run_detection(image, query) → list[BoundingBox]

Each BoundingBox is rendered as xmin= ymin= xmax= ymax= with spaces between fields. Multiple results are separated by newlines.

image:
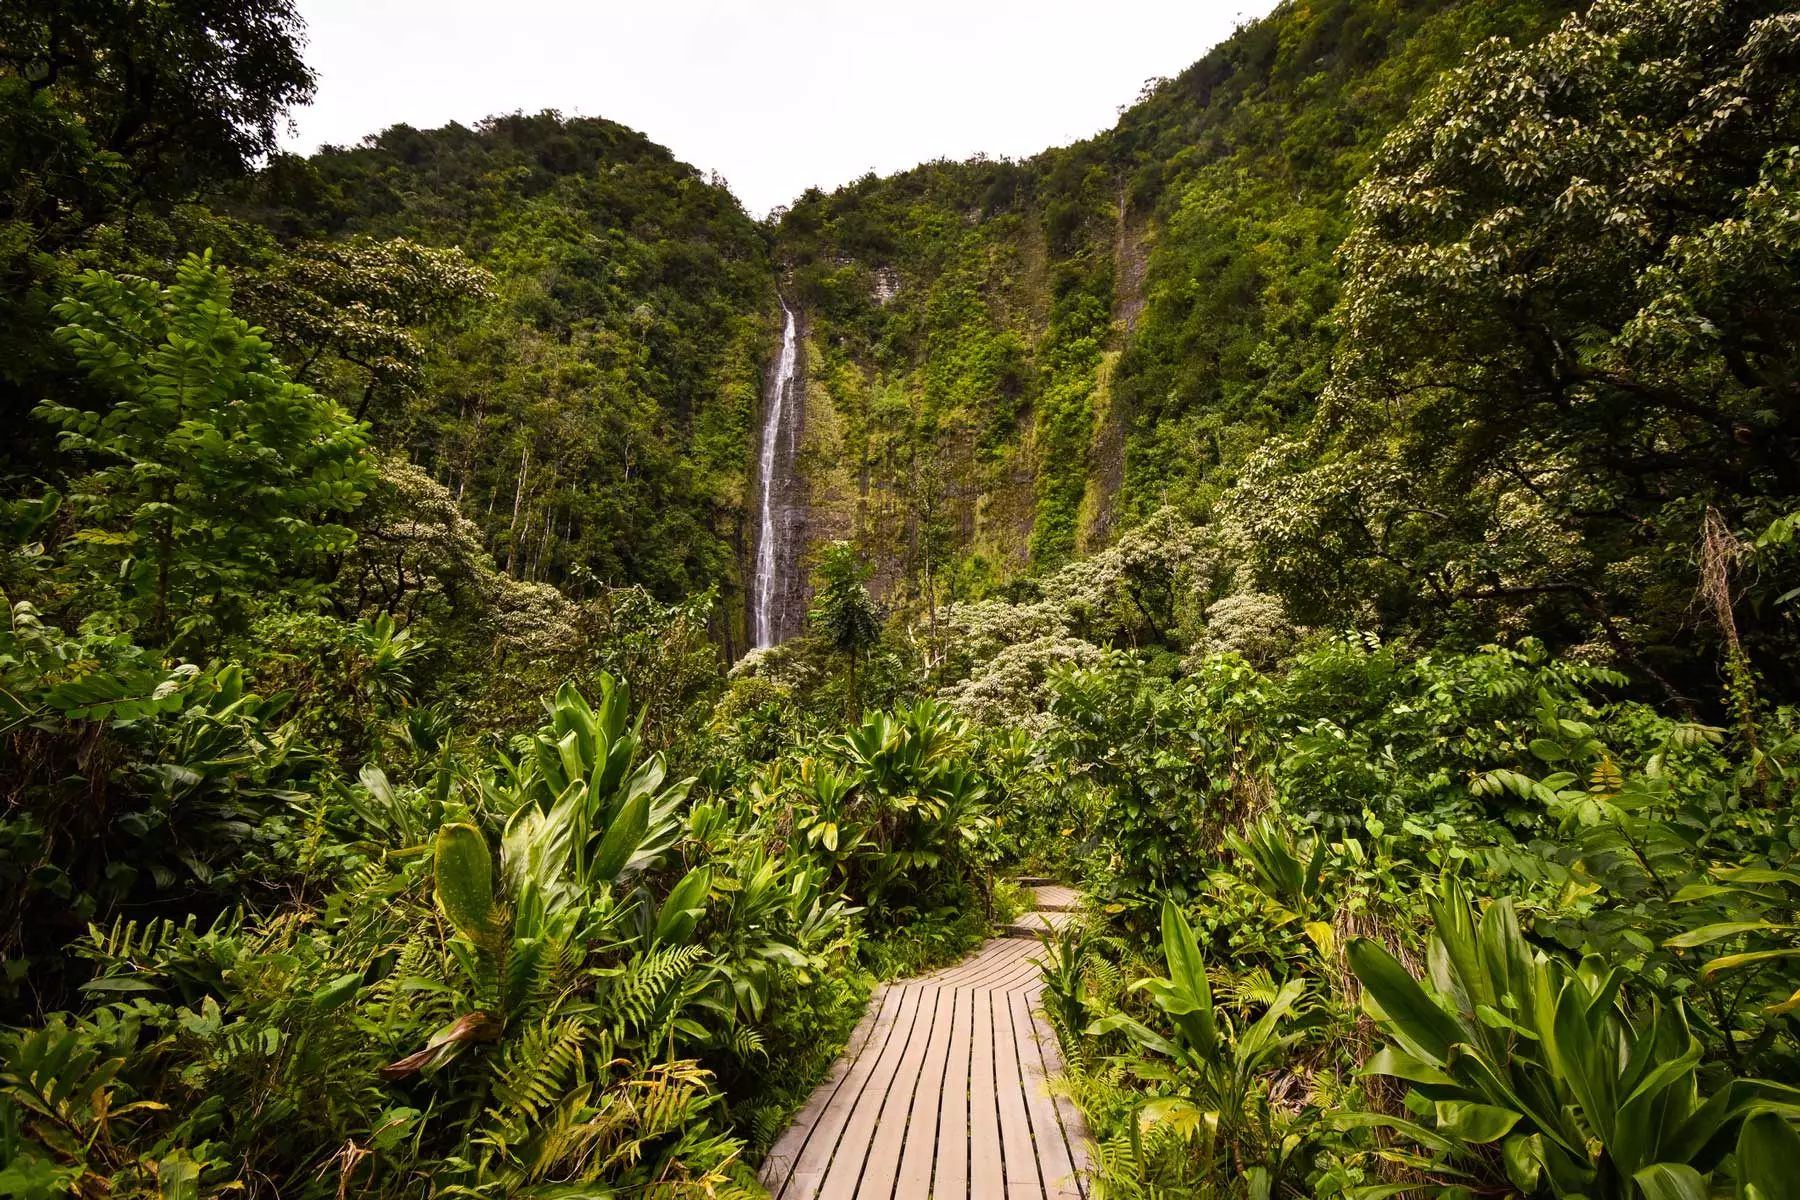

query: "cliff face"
xmin=761 ymin=0 xmax=1580 ymax=622
xmin=245 ymin=3 xmax=1584 ymax=648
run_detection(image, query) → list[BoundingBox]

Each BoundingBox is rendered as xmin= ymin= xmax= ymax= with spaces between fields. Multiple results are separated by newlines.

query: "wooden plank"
xmin=816 ymin=984 xmax=931 ymax=1200
xmin=894 ymin=972 xmax=955 ymax=1198
xmin=969 ymin=975 xmax=1004 ymax=1200
xmin=973 ymin=958 xmax=1045 ymax=1000
xmin=851 ymin=985 xmax=944 ymax=1200
xmin=761 ymin=984 xmax=896 ymax=1197
xmin=934 ymin=940 xmax=1029 ymax=987
xmin=993 ymin=988 xmax=1045 ymax=1199
xmin=933 ymin=986 xmax=972 ymax=1200
xmin=1032 ymin=990 xmax=1095 ymax=1197
xmin=952 ymin=944 xmax=1036 ymax=991
xmin=761 ymin=890 xmax=1090 ymax=1200
xmin=1010 ymin=987 xmax=1080 ymax=1200
xmin=1029 ymin=885 xmax=1081 ymax=912
xmin=780 ymin=985 xmax=917 ymax=1200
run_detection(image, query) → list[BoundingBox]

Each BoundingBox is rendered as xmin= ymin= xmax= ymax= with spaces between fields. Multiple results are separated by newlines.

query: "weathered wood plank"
xmin=852 ymin=985 xmax=943 ymax=1200
xmin=778 ymin=985 xmax=914 ymax=1200
xmin=969 ymin=975 xmax=1004 ymax=1200
xmin=933 ymin=986 xmax=973 ymax=1200
xmin=761 ymin=885 xmax=1094 ymax=1200
xmin=816 ymin=984 xmax=929 ymax=1200
xmin=994 ymin=987 xmax=1046 ymax=1200
xmin=761 ymin=984 xmax=897 ymax=1197
xmin=894 ymin=970 xmax=954 ymax=1199
xmin=1010 ymin=986 xmax=1081 ymax=1200
xmin=1033 ymin=988 xmax=1095 ymax=1196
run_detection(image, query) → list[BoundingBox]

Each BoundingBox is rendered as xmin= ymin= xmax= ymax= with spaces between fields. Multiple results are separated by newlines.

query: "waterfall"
xmin=752 ymin=302 xmax=799 ymax=649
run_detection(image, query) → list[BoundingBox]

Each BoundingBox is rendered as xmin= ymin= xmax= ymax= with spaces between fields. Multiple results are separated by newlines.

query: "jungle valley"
xmin=5 ymin=0 xmax=1800 ymax=1197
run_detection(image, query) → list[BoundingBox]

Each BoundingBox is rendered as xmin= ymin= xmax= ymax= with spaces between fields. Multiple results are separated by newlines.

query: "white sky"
xmin=281 ymin=0 xmax=1276 ymax=217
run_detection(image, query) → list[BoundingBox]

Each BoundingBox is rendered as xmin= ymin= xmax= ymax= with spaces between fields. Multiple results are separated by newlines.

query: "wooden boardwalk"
xmin=760 ymin=894 xmax=1092 ymax=1200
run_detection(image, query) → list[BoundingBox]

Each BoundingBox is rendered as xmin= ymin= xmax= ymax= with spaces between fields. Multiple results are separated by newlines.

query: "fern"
xmin=604 ymin=943 xmax=711 ymax=1043
xmin=484 ymin=1017 xmax=593 ymax=1132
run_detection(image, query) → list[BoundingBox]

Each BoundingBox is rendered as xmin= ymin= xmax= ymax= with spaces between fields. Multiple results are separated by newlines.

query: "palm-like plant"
xmin=1344 ymin=878 xmax=1800 ymax=1198
xmin=1088 ymin=900 xmax=1315 ymax=1195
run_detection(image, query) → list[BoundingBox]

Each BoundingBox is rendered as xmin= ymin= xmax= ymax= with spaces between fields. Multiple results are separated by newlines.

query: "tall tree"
xmin=1242 ymin=0 xmax=1800 ymax=691
xmin=0 ymin=0 xmax=315 ymax=194
xmin=35 ymin=253 xmax=375 ymax=645
xmin=808 ymin=541 xmax=882 ymax=717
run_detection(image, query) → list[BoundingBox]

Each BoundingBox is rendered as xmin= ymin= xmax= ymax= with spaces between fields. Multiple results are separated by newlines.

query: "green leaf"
xmin=434 ymin=823 xmax=501 ymax=950
xmin=1635 ymin=1163 xmax=1708 ymax=1200
xmin=591 ymin=791 xmax=649 ymax=883
xmin=1346 ymin=937 xmax=1463 ymax=1062
xmin=1529 ymin=738 xmax=1567 ymax=761
xmin=654 ymin=867 xmax=712 ymax=946
xmin=1435 ymin=1099 xmax=1522 ymax=1144
xmin=1664 ymin=921 xmax=1780 ymax=949
xmin=1702 ymin=948 xmax=1800 ymax=982
xmin=311 ymin=972 xmax=364 ymax=1012
xmin=1728 ymin=1115 xmax=1800 ymax=1200
xmin=1323 ymin=1110 xmax=1454 ymax=1154
xmin=1502 ymin=1133 xmax=1542 ymax=1193
xmin=79 ymin=976 xmax=163 ymax=993
xmin=156 ymin=1152 xmax=202 ymax=1200
xmin=1158 ymin=899 xmax=1217 ymax=1056
xmin=1737 ymin=1110 xmax=1800 ymax=1200
xmin=1364 ymin=1046 xmax=1455 ymax=1086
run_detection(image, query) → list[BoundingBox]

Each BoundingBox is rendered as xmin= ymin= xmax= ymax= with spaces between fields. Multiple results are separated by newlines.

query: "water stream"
xmin=751 ymin=301 xmax=799 ymax=648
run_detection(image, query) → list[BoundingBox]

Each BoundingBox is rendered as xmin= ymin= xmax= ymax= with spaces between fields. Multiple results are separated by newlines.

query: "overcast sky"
xmin=281 ymin=1 xmax=1277 ymax=217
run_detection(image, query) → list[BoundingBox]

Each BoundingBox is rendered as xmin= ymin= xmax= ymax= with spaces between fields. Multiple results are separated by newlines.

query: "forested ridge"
xmin=5 ymin=0 xmax=1800 ymax=1197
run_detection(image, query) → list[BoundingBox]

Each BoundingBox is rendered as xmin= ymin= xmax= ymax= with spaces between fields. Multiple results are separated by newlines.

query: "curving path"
xmin=759 ymin=887 xmax=1092 ymax=1200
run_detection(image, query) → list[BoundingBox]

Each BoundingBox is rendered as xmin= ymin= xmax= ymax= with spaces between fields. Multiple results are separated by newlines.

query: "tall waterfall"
xmin=751 ymin=302 xmax=799 ymax=649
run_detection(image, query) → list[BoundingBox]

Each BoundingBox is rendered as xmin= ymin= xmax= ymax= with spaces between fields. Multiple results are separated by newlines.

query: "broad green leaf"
xmin=1323 ymin=1110 xmax=1454 ymax=1154
xmin=1346 ymin=937 xmax=1463 ymax=1061
xmin=1737 ymin=1110 xmax=1800 ymax=1200
xmin=1364 ymin=1045 xmax=1455 ymax=1086
xmin=1702 ymin=948 xmax=1800 ymax=982
xmin=591 ymin=792 xmax=649 ymax=883
xmin=1502 ymin=1133 xmax=1542 ymax=1193
xmin=1159 ymin=900 xmax=1217 ymax=1055
xmin=1529 ymin=738 xmax=1567 ymax=761
xmin=1764 ymin=987 xmax=1800 ymax=1017
xmin=1664 ymin=921 xmax=1780 ymax=949
xmin=311 ymin=972 xmax=364 ymax=1012
xmin=1716 ymin=868 xmax=1800 ymax=888
xmin=433 ymin=823 xmax=501 ymax=950
xmin=1634 ymin=1163 xmax=1708 ymax=1200
xmin=654 ymin=867 xmax=712 ymax=946
xmin=1435 ymin=1099 xmax=1522 ymax=1144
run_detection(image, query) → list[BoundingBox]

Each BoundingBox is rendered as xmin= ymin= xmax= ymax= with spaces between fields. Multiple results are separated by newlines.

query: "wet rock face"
xmin=749 ymin=303 xmax=808 ymax=648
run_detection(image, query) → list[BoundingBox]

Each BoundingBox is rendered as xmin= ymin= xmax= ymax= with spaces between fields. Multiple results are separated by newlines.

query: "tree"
xmin=34 ymin=252 xmax=375 ymax=645
xmin=0 ymin=0 xmax=315 ymax=195
xmin=1280 ymin=0 xmax=1800 ymax=688
xmin=241 ymin=236 xmax=494 ymax=422
xmin=808 ymin=541 xmax=882 ymax=717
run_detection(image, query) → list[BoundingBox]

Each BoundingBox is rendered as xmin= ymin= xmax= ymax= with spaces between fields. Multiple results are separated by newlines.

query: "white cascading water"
xmin=752 ymin=302 xmax=798 ymax=648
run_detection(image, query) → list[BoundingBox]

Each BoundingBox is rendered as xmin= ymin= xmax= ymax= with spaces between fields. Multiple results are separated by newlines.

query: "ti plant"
xmin=1344 ymin=878 xmax=1800 ymax=1198
xmin=1034 ymin=919 xmax=1096 ymax=1047
xmin=383 ymin=678 xmax=710 ymax=1078
xmin=1088 ymin=900 xmax=1316 ymax=1196
xmin=1223 ymin=813 xmax=1336 ymax=955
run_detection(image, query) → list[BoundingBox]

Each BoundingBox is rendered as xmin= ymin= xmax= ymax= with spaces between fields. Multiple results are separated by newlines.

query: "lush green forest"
xmin=4 ymin=0 xmax=1800 ymax=1197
